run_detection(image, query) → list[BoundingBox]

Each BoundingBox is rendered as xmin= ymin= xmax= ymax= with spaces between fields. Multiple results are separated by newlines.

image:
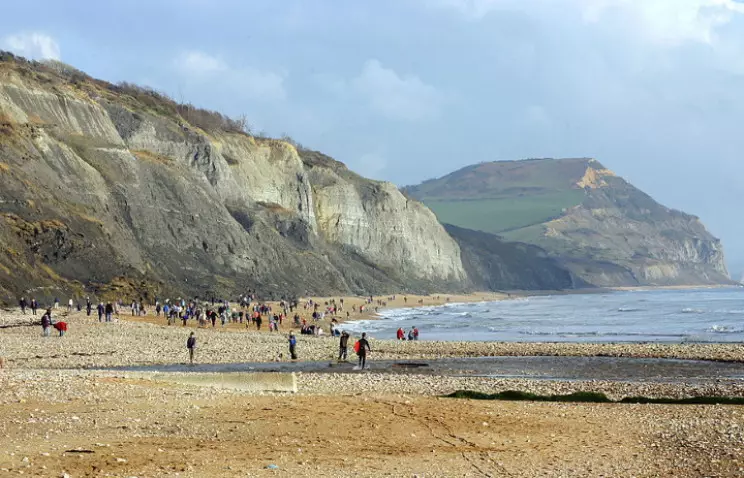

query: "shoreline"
xmin=4 ymin=307 xmax=744 ymax=370
xmin=2 ymin=285 xmax=744 ymax=372
xmin=2 ymin=289 xmax=744 ymax=476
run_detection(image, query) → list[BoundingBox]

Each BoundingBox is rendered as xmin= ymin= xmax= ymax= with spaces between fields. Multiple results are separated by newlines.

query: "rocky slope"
xmin=406 ymin=158 xmax=732 ymax=287
xmin=444 ymin=224 xmax=582 ymax=291
xmin=0 ymin=54 xmax=465 ymax=302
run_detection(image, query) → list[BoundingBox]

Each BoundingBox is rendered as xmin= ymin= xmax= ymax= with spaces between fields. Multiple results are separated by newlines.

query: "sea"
xmin=343 ymin=287 xmax=744 ymax=343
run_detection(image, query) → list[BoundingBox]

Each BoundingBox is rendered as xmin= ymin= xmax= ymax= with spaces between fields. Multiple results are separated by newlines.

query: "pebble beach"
xmin=2 ymin=300 xmax=744 ymax=476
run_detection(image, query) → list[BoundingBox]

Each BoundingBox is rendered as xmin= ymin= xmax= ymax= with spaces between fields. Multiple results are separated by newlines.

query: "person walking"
xmin=355 ymin=332 xmax=371 ymax=370
xmin=104 ymin=302 xmax=114 ymax=322
xmin=288 ymin=333 xmax=298 ymax=360
xmin=97 ymin=302 xmax=104 ymax=322
xmin=41 ymin=308 xmax=52 ymax=337
xmin=67 ymin=298 xmax=73 ymax=312
xmin=186 ymin=332 xmax=197 ymax=365
xmin=86 ymin=298 xmax=92 ymax=316
xmin=19 ymin=297 xmax=27 ymax=315
xmin=30 ymin=298 xmax=37 ymax=316
xmin=338 ymin=330 xmax=350 ymax=361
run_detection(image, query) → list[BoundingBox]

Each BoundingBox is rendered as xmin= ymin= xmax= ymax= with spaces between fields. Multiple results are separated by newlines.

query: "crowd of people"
xmin=16 ymin=292 xmax=426 ymax=371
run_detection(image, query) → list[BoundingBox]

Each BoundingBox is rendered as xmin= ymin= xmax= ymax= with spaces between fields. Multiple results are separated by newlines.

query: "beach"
xmin=2 ymin=297 xmax=744 ymax=476
xmin=2 ymin=369 xmax=743 ymax=477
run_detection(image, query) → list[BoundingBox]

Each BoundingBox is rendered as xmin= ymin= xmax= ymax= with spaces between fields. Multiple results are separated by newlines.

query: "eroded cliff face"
xmin=539 ymin=171 xmax=731 ymax=286
xmin=0 ymin=57 xmax=464 ymax=301
xmin=301 ymin=151 xmax=465 ymax=282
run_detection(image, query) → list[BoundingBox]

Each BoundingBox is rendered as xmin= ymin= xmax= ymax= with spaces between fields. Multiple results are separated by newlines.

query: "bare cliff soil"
xmin=0 ymin=54 xmax=467 ymax=302
xmin=406 ymin=158 xmax=732 ymax=287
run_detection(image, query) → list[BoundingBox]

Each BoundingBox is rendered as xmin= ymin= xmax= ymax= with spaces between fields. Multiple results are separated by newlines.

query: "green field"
xmin=424 ymin=190 xmax=585 ymax=235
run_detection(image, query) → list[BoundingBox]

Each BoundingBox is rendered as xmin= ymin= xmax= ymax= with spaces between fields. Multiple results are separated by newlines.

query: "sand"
xmin=2 ymin=297 xmax=744 ymax=476
xmin=1 ymin=369 xmax=743 ymax=477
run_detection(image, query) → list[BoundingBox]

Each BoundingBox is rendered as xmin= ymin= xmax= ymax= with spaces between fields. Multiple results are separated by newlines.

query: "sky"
xmin=2 ymin=0 xmax=743 ymax=275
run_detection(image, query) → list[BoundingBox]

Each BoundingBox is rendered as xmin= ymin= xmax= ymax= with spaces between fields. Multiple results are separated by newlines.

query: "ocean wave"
xmin=451 ymin=312 xmax=471 ymax=317
xmin=509 ymin=298 xmax=531 ymax=303
xmin=707 ymin=324 xmax=744 ymax=334
xmin=680 ymin=308 xmax=705 ymax=314
xmin=431 ymin=323 xmax=463 ymax=329
xmin=442 ymin=302 xmax=468 ymax=308
xmin=516 ymin=330 xmax=687 ymax=338
xmin=617 ymin=307 xmax=643 ymax=312
xmin=379 ymin=307 xmax=436 ymax=320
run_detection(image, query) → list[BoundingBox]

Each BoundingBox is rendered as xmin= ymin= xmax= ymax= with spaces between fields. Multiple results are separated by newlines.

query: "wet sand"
xmin=109 ymin=355 xmax=744 ymax=384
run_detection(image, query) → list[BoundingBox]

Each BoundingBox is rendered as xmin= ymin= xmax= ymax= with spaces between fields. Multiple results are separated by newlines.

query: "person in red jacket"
xmin=396 ymin=327 xmax=405 ymax=340
xmin=53 ymin=321 xmax=67 ymax=337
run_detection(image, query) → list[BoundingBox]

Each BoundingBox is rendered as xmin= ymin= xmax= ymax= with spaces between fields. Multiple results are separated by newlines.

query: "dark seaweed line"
xmin=445 ymin=390 xmax=744 ymax=405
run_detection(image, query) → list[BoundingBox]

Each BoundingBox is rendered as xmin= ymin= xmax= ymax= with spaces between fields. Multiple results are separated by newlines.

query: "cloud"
xmin=177 ymin=51 xmax=226 ymax=74
xmin=426 ymin=0 xmax=744 ymax=46
xmin=351 ymin=59 xmax=445 ymax=121
xmin=2 ymin=32 xmax=60 ymax=60
xmin=580 ymin=0 xmax=744 ymax=46
xmin=427 ymin=0 xmax=508 ymax=19
xmin=174 ymin=50 xmax=286 ymax=101
xmin=353 ymin=152 xmax=388 ymax=179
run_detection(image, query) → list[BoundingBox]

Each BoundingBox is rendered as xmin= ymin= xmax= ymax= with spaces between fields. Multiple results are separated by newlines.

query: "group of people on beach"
xmin=20 ymin=296 xmax=117 ymax=339
xmin=396 ymin=326 xmax=420 ymax=341
xmin=18 ymin=297 xmax=39 ymax=315
xmin=17 ymin=291 xmax=408 ymax=372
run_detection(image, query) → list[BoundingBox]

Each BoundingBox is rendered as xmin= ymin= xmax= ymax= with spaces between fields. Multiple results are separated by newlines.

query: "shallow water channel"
xmin=98 ymin=356 xmax=744 ymax=383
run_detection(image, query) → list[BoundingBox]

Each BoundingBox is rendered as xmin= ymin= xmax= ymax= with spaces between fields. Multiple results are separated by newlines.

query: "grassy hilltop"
xmin=405 ymin=158 xmax=732 ymax=287
xmin=405 ymin=158 xmax=591 ymax=237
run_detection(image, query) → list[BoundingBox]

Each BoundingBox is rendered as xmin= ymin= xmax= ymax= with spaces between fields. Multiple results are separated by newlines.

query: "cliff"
xmin=444 ymin=225 xmax=582 ymax=291
xmin=2 ymin=53 xmax=726 ymax=300
xmin=0 ymin=53 xmax=465 ymax=302
xmin=405 ymin=158 xmax=732 ymax=287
